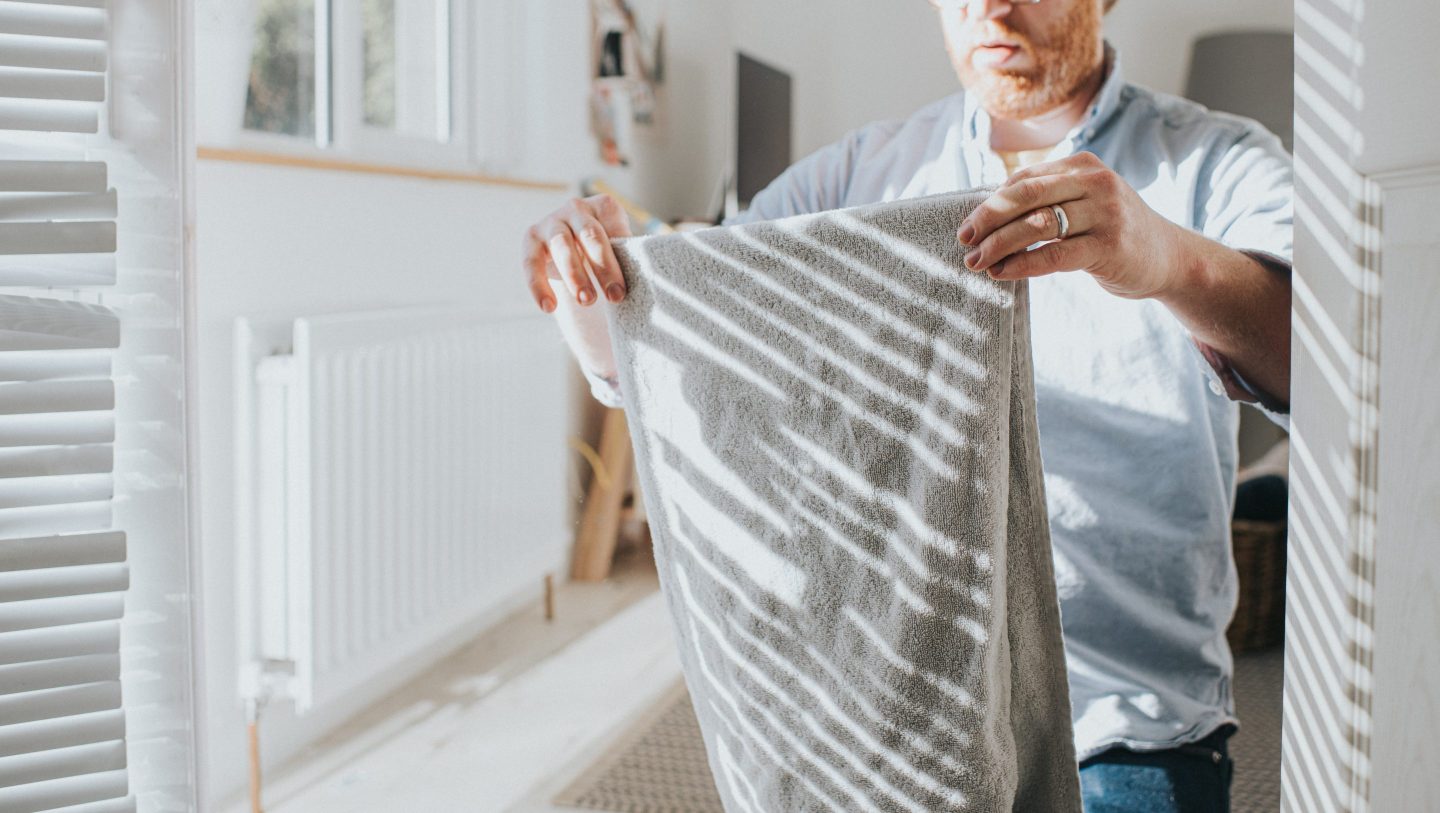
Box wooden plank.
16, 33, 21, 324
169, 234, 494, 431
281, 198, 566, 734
571, 407, 635, 582
196, 146, 568, 192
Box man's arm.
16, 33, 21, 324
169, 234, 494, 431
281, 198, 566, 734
1157, 235, 1290, 409
955, 124, 1294, 413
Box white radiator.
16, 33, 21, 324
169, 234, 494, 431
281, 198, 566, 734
234, 307, 571, 713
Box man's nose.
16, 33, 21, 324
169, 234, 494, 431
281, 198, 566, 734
967, 0, 1014, 20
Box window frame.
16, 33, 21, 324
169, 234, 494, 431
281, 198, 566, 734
231, 0, 513, 175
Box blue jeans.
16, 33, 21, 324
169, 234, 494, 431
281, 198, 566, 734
1079, 724, 1236, 813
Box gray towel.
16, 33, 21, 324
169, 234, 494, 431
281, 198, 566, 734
604, 189, 1082, 812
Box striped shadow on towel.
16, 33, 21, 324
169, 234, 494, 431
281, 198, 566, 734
604, 189, 1081, 812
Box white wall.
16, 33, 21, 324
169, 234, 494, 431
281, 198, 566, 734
193, 0, 1291, 805
193, 2, 598, 805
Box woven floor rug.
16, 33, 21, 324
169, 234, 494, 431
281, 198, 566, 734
552, 647, 1283, 812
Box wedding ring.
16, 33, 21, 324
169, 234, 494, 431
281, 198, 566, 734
1051, 204, 1070, 240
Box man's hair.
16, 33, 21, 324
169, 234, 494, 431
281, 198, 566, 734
1104, 0, 1118, 11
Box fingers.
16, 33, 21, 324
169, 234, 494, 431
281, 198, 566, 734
522, 229, 557, 313
586, 193, 633, 238
984, 234, 1100, 281
963, 199, 1091, 273
958, 173, 1087, 247
522, 194, 634, 314
564, 201, 628, 304
1000, 149, 1105, 188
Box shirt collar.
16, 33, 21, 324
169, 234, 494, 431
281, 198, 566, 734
961, 39, 1126, 150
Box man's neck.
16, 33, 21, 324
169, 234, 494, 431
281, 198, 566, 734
987, 61, 1108, 153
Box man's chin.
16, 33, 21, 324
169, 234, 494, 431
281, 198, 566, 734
967, 78, 1055, 120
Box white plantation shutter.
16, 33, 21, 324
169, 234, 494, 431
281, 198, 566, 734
0, 1, 138, 811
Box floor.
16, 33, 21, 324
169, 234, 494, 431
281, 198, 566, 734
240, 543, 679, 813
247, 542, 1283, 812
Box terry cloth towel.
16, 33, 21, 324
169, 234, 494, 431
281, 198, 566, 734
603, 189, 1082, 812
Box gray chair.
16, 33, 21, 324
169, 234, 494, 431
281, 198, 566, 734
1184, 30, 1294, 152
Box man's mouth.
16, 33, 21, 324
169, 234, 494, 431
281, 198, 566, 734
973, 42, 1021, 68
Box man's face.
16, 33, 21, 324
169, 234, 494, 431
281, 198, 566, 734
940, 0, 1105, 120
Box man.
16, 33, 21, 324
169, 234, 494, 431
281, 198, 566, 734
522, 0, 1292, 809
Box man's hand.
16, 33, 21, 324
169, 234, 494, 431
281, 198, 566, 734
956, 150, 1291, 407
521, 194, 633, 394
522, 193, 632, 313
956, 150, 1184, 299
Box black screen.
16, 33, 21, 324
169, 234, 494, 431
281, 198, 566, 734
736, 52, 793, 207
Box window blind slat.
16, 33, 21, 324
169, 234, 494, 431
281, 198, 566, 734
1, 1, 109, 9
0, 66, 104, 103
0, 619, 117, 667
0, 766, 127, 813
0, 447, 110, 479
0, 500, 110, 537
0, 191, 116, 222
0, 381, 113, 416
0, 474, 112, 512
0, 562, 126, 603
0, 33, 105, 72
0, 4, 106, 41
0, 739, 125, 795
0, 221, 114, 255
0, 349, 109, 382
0, 161, 104, 193
0, 593, 122, 634
0, 709, 123, 759
0, 98, 96, 133
0, 532, 123, 571
0, 683, 119, 729
0, 413, 113, 448
0, 255, 115, 286
0, 653, 116, 696
0, 298, 118, 351
44, 794, 135, 813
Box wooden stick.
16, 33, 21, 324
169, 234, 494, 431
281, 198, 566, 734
247, 701, 264, 813
571, 406, 636, 581
544, 573, 556, 621
197, 146, 568, 192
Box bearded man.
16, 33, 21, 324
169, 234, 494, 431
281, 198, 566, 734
523, 0, 1292, 809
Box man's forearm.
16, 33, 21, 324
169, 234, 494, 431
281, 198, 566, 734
1156, 228, 1291, 407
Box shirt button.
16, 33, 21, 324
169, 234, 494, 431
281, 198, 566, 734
1208, 378, 1225, 396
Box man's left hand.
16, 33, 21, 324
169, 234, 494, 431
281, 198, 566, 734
956, 151, 1184, 300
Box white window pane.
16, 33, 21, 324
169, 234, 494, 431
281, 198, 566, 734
363, 0, 449, 141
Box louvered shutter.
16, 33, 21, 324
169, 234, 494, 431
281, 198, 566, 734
0, 1, 136, 811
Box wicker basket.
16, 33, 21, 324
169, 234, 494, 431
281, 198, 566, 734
1226, 518, 1287, 652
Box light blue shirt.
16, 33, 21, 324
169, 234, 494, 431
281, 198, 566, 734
585, 40, 1292, 761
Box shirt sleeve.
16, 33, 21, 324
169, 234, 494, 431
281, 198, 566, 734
1187, 121, 1294, 428
581, 363, 625, 409
1194, 123, 1293, 261
721, 125, 869, 227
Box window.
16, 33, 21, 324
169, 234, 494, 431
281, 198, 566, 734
244, 0, 321, 140
362, 0, 450, 142
240, 0, 474, 167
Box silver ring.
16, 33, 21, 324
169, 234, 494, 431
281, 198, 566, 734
1051, 204, 1070, 240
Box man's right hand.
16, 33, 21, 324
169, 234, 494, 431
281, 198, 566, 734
523, 193, 632, 314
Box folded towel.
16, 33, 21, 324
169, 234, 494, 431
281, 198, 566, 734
604, 189, 1082, 812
